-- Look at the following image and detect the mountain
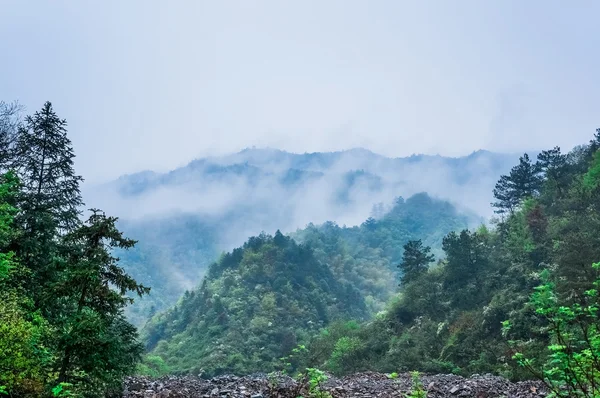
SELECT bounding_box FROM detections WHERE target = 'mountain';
[84,148,518,325]
[141,135,600,384]
[140,192,470,376]
[142,232,368,376]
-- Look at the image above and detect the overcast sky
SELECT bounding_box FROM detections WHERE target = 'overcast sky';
[1,1,598,183]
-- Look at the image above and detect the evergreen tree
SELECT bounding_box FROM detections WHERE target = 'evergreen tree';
[11,102,84,307]
[442,230,490,309]
[589,127,600,155]
[398,240,434,285]
[536,146,568,197]
[492,153,541,214]
[13,101,83,232]
[55,209,150,386]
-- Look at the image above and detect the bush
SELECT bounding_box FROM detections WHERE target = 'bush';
[504,262,600,397]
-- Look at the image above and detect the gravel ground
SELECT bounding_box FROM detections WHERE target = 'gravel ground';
[122,372,547,397]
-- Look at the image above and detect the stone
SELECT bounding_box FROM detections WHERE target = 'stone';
[130,382,144,391]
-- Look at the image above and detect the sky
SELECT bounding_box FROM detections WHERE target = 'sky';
[1,1,599,183]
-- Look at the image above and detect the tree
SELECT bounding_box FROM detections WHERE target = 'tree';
[398,240,434,285]
[442,230,490,309]
[0,101,22,171]
[54,209,150,387]
[492,153,542,214]
[10,102,84,308]
[537,146,569,197]
[12,101,84,232]
[504,263,600,397]
[589,127,600,155]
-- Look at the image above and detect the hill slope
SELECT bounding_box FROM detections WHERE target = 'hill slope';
[84,148,514,325]
[140,193,470,376]
[142,232,368,376]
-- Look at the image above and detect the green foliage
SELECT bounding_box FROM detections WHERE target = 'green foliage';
[406,371,427,398]
[0,292,52,396]
[294,193,470,312]
[398,240,435,285]
[299,129,600,381]
[142,233,368,377]
[0,103,148,397]
[505,263,600,397]
[136,355,170,377]
[583,150,600,190]
[493,153,542,214]
[327,336,364,374]
[299,368,331,398]
[52,383,74,397]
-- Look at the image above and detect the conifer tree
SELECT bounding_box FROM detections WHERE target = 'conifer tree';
[398,239,434,284]
[55,209,150,385]
[536,146,568,197]
[11,102,84,306]
[12,101,83,232]
[492,153,542,214]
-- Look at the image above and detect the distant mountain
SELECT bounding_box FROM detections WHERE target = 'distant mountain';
[84,148,520,325]
[140,192,470,376]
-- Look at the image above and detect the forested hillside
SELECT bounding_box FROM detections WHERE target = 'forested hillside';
[295,133,600,380]
[139,130,600,397]
[140,192,470,376]
[142,233,368,376]
[294,192,469,312]
[93,148,512,325]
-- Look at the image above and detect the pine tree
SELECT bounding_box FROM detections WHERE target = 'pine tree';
[398,240,434,285]
[536,146,568,197]
[55,209,150,386]
[13,101,84,232]
[492,153,542,214]
[11,102,84,306]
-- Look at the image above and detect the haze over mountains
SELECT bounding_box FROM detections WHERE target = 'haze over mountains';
[91,147,520,224]
[83,147,522,324]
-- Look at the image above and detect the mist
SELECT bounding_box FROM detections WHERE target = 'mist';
[86,148,518,239]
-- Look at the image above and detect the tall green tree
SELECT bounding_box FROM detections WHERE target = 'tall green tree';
[536,146,569,198]
[11,102,84,308]
[442,230,490,309]
[13,101,83,232]
[398,239,434,285]
[55,209,150,387]
[492,153,542,214]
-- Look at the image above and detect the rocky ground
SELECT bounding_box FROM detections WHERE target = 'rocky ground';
[122,372,547,397]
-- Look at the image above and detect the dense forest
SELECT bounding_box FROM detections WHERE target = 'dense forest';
[140,193,469,376]
[0,102,148,397]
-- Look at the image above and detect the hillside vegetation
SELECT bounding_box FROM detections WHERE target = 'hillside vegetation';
[141,130,600,394]
[298,133,600,379]
[141,193,470,376]
[90,147,516,325]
